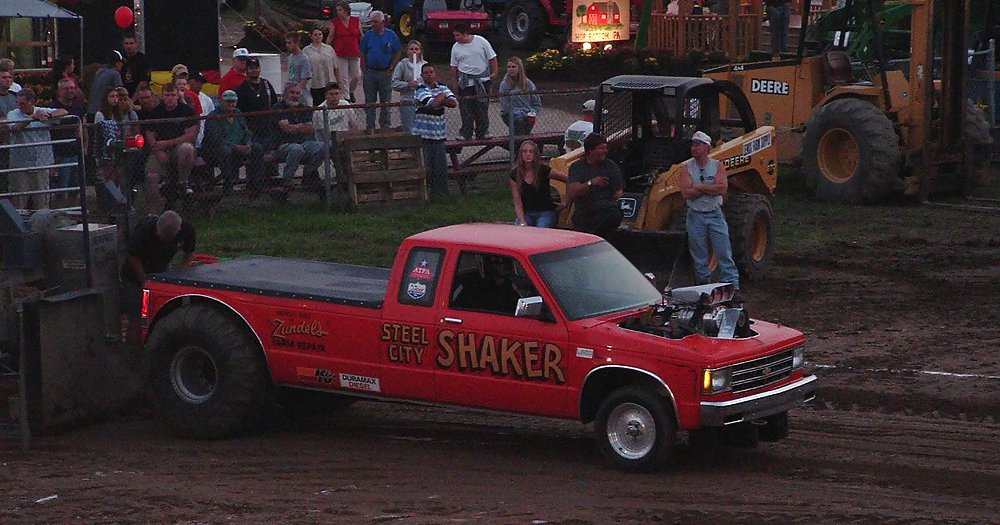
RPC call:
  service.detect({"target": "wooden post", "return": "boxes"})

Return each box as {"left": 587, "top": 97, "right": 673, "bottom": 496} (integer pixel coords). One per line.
{"left": 727, "top": 0, "right": 738, "bottom": 58}
{"left": 678, "top": 0, "right": 692, "bottom": 52}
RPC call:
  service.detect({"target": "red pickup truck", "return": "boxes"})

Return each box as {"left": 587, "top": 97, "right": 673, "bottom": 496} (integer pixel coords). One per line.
{"left": 142, "top": 223, "right": 816, "bottom": 471}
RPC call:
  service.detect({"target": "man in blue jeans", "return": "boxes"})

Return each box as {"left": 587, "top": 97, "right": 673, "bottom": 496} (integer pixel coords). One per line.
{"left": 272, "top": 82, "right": 326, "bottom": 200}
{"left": 413, "top": 64, "right": 457, "bottom": 198}
{"left": 679, "top": 131, "right": 740, "bottom": 292}
{"left": 359, "top": 10, "right": 401, "bottom": 130}
{"left": 765, "top": 0, "right": 792, "bottom": 55}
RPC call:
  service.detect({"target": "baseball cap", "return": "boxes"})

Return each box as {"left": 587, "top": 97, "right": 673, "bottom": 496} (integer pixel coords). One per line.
{"left": 108, "top": 50, "right": 124, "bottom": 64}
{"left": 222, "top": 90, "right": 239, "bottom": 101}
{"left": 691, "top": 131, "right": 713, "bottom": 145}
{"left": 189, "top": 71, "right": 207, "bottom": 82}
{"left": 246, "top": 57, "right": 260, "bottom": 67}
{"left": 171, "top": 64, "right": 189, "bottom": 77}
{"left": 582, "top": 99, "right": 596, "bottom": 112}
{"left": 233, "top": 47, "right": 250, "bottom": 59}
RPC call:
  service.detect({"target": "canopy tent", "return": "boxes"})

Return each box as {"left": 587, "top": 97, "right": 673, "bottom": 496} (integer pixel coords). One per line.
{"left": 1, "top": 0, "right": 82, "bottom": 19}
{"left": 1, "top": 0, "right": 82, "bottom": 71}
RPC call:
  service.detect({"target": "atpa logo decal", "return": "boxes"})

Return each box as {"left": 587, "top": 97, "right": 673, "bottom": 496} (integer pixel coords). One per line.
{"left": 408, "top": 258, "right": 434, "bottom": 280}
{"left": 751, "top": 78, "right": 790, "bottom": 95}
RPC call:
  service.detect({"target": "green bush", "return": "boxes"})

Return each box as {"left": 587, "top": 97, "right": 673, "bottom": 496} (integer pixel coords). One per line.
{"left": 525, "top": 44, "right": 730, "bottom": 82}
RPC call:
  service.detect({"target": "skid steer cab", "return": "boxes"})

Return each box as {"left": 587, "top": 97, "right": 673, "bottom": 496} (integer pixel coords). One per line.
{"left": 551, "top": 76, "right": 779, "bottom": 283}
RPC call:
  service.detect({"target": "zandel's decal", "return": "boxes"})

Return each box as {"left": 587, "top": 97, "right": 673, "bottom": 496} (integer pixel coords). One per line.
{"left": 270, "top": 317, "right": 329, "bottom": 352}
{"left": 437, "top": 329, "right": 565, "bottom": 383}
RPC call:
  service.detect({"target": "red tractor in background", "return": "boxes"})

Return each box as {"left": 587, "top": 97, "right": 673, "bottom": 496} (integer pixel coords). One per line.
{"left": 397, "top": 0, "right": 641, "bottom": 50}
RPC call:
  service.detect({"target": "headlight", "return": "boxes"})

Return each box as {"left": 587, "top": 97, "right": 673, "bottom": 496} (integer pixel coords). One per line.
{"left": 792, "top": 346, "right": 804, "bottom": 369}
{"left": 702, "top": 367, "right": 732, "bottom": 395}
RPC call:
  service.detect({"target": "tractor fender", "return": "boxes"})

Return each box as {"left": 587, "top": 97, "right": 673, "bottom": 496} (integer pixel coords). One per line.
{"left": 809, "top": 88, "right": 883, "bottom": 126}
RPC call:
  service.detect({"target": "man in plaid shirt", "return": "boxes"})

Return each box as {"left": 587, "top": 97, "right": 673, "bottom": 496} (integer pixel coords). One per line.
{"left": 412, "top": 64, "right": 457, "bottom": 198}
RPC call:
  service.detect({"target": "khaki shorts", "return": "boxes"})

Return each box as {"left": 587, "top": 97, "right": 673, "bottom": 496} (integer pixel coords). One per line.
{"left": 145, "top": 143, "right": 194, "bottom": 180}
{"left": 335, "top": 56, "right": 361, "bottom": 83}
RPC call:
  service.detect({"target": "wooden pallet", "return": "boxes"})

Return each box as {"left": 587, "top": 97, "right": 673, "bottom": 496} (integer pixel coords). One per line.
{"left": 335, "top": 131, "right": 427, "bottom": 208}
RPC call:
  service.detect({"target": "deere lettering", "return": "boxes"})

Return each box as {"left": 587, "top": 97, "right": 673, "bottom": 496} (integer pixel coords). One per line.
{"left": 722, "top": 155, "right": 752, "bottom": 170}
{"left": 751, "top": 78, "right": 790, "bottom": 95}
{"left": 436, "top": 329, "right": 565, "bottom": 383}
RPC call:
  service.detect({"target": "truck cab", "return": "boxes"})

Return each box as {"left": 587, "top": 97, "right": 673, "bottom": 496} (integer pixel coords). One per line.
{"left": 142, "top": 223, "right": 816, "bottom": 471}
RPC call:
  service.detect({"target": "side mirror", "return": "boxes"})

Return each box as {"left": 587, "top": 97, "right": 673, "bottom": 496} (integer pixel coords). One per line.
{"left": 514, "top": 296, "right": 544, "bottom": 319}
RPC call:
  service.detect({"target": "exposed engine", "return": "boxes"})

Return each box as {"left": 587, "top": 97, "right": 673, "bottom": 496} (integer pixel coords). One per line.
{"left": 621, "top": 283, "right": 755, "bottom": 339}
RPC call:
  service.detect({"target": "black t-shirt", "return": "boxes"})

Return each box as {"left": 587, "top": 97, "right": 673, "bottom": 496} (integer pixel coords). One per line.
{"left": 273, "top": 101, "right": 313, "bottom": 144}
{"left": 235, "top": 79, "right": 278, "bottom": 114}
{"left": 567, "top": 158, "right": 624, "bottom": 214}
{"left": 48, "top": 100, "right": 87, "bottom": 157}
{"left": 122, "top": 215, "right": 197, "bottom": 282}
{"left": 235, "top": 79, "right": 278, "bottom": 139}
{"left": 122, "top": 52, "right": 151, "bottom": 95}
{"left": 147, "top": 101, "right": 196, "bottom": 141}
{"left": 508, "top": 164, "right": 556, "bottom": 213}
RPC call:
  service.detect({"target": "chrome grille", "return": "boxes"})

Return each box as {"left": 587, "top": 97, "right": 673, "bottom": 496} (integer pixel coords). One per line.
{"left": 731, "top": 349, "right": 795, "bottom": 393}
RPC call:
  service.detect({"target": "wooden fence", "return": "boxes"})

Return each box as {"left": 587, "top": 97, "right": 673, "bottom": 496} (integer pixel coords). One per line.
{"left": 647, "top": 12, "right": 763, "bottom": 60}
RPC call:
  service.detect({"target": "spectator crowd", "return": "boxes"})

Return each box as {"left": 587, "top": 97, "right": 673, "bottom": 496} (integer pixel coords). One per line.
{"left": 0, "top": 1, "right": 592, "bottom": 214}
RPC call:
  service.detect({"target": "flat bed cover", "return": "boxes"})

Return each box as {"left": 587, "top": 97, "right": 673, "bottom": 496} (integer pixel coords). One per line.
{"left": 150, "top": 255, "right": 390, "bottom": 308}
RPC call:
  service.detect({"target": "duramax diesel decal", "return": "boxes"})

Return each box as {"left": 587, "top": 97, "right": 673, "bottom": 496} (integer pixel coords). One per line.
{"left": 297, "top": 367, "right": 335, "bottom": 385}
{"left": 436, "top": 329, "right": 566, "bottom": 383}
{"left": 340, "top": 373, "right": 381, "bottom": 392}
{"left": 271, "top": 311, "right": 329, "bottom": 352}
{"left": 381, "top": 323, "right": 431, "bottom": 364}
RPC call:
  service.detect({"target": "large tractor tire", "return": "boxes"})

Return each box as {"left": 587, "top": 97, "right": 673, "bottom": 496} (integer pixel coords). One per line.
{"left": 594, "top": 386, "right": 676, "bottom": 472}
{"left": 724, "top": 193, "right": 774, "bottom": 282}
{"left": 801, "top": 98, "right": 902, "bottom": 204}
{"left": 502, "top": 0, "right": 547, "bottom": 49}
{"left": 395, "top": 8, "right": 416, "bottom": 39}
{"left": 147, "top": 304, "right": 273, "bottom": 439}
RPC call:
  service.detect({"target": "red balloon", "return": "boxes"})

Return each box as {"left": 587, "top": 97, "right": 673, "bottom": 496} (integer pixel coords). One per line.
{"left": 114, "top": 6, "right": 134, "bottom": 29}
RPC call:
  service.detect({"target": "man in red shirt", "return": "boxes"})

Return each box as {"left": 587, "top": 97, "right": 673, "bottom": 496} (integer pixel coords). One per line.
{"left": 219, "top": 48, "right": 251, "bottom": 95}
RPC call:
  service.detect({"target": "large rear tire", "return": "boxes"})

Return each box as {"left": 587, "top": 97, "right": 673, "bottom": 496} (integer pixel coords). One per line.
{"left": 146, "top": 304, "right": 273, "bottom": 439}
{"left": 595, "top": 387, "right": 676, "bottom": 472}
{"left": 724, "top": 193, "right": 774, "bottom": 282}
{"left": 801, "top": 98, "right": 901, "bottom": 204}
{"left": 501, "top": 0, "right": 546, "bottom": 49}
{"left": 396, "top": 8, "right": 415, "bottom": 39}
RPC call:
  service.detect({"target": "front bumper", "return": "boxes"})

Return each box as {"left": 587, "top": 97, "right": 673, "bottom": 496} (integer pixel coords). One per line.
{"left": 700, "top": 375, "right": 817, "bottom": 427}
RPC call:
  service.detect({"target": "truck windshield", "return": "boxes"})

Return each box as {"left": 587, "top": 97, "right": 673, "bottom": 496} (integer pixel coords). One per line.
{"left": 531, "top": 241, "right": 662, "bottom": 321}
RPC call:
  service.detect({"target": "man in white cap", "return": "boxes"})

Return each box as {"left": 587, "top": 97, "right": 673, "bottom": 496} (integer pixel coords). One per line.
{"left": 564, "top": 99, "right": 595, "bottom": 151}
{"left": 219, "top": 47, "right": 251, "bottom": 95}
{"left": 679, "top": 130, "right": 740, "bottom": 294}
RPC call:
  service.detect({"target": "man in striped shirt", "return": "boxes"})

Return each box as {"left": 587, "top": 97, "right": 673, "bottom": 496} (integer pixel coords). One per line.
{"left": 412, "top": 64, "right": 457, "bottom": 198}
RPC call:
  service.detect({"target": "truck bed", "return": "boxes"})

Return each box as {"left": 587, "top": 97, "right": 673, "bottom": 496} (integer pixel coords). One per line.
{"left": 150, "top": 256, "right": 390, "bottom": 308}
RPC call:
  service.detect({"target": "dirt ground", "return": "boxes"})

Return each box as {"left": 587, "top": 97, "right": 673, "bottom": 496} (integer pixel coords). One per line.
{"left": 1, "top": 191, "right": 998, "bottom": 523}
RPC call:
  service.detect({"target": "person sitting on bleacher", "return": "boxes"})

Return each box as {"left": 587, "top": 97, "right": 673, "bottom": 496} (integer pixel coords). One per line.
{"left": 144, "top": 83, "right": 197, "bottom": 197}
{"left": 204, "top": 90, "right": 265, "bottom": 195}
{"left": 272, "top": 82, "right": 327, "bottom": 199}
